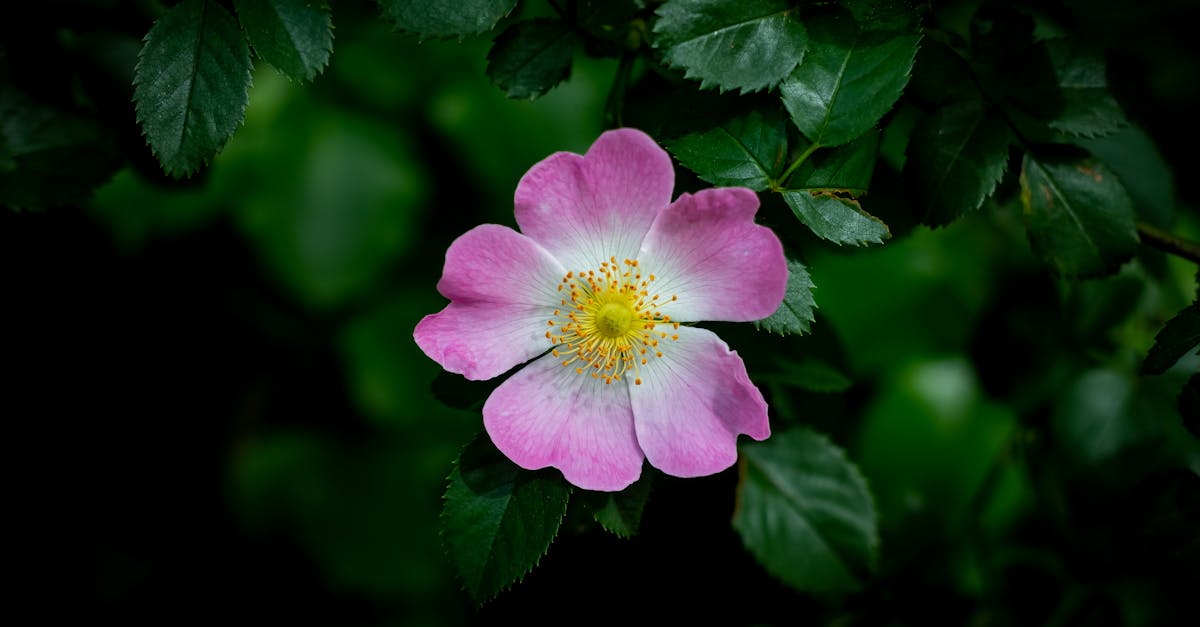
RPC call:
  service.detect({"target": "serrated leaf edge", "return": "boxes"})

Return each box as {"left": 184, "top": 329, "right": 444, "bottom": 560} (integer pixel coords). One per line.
{"left": 133, "top": 0, "right": 253, "bottom": 178}
{"left": 734, "top": 427, "right": 881, "bottom": 592}
{"left": 652, "top": 3, "right": 805, "bottom": 94}
{"left": 380, "top": 0, "right": 518, "bottom": 40}
{"left": 237, "top": 0, "right": 334, "bottom": 82}
{"left": 438, "top": 435, "right": 571, "bottom": 604}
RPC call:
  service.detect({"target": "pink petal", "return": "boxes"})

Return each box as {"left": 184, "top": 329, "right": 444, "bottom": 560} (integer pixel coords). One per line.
{"left": 514, "top": 128, "right": 675, "bottom": 273}
{"left": 636, "top": 187, "right": 787, "bottom": 322}
{"left": 630, "top": 326, "right": 769, "bottom": 478}
{"left": 414, "top": 303, "right": 555, "bottom": 381}
{"left": 483, "top": 354, "right": 644, "bottom": 491}
{"left": 414, "top": 224, "right": 565, "bottom": 381}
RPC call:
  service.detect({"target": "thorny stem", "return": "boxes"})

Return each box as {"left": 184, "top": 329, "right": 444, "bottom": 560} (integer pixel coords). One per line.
{"left": 1137, "top": 221, "right": 1200, "bottom": 265}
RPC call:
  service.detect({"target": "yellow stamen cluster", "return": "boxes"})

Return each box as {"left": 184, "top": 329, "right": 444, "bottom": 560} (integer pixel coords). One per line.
{"left": 544, "top": 256, "right": 680, "bottom": 385}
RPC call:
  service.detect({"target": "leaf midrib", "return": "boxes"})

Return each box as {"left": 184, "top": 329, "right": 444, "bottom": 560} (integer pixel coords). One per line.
{"left": 264, "top": 0, "right": 311, "bottom": 72}
{"left": 671, "top": 7, "right": 793, "bottom": 47}
{"left": 814, "top": 30, "right": 861, "bottom": 143}
{"left": 174, "top": 0, "right": 210, "bottom": 163}
{"left": 744, "top": 451, "right": 858, "bottom": 582}
{"left": 1033, "top": 160, "right": 1103, "bottom": 262}
{"left": 928, "top": 106, "right": 984, "bottom": 208}
{"left": 500, "top": 25, "right": 572, "bottom": 89}
{"left": 716, "top": 125, "right": 774, "bottom": 182}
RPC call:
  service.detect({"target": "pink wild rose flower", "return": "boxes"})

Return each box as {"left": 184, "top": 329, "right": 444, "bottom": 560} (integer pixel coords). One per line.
{"left": 414, "top": 128, "right": 788, "bottom": 491}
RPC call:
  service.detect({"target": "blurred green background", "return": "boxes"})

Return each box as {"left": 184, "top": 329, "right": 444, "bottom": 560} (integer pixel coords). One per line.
{"left": 4, "top": 1, "right": 1198, "bottom": 626}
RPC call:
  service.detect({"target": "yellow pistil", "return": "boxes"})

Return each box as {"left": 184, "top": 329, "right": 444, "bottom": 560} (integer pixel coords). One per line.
{"left": 545, "top": 256, "right": 678, "bottom": 385}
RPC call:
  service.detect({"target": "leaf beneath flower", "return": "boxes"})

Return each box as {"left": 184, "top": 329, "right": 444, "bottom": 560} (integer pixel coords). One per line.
{"left": 442, "top": 434, "right": 572, "bottom": 603}
{"left": 734, "top": 427, "right": 879, "bottom": 597}
{"left": 755, "top": 259, "right": 817, "bottom": 335}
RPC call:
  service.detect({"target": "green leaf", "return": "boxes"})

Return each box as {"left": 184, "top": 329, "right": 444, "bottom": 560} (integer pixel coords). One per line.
{"left": 782, "top": 131, "right": 890, "bottom": 245}
{"left": 755, "top": 259, "right": 817, "bottom": 335}
{"left": 1141, "top": 302, "right": 1200, "bottom": 375}
{"left": 1009, "top": 39, "right": 1127, "bottom": 139}
{"left": 665, "top": 108, "right": 788, "bottom": 191}
{"left": 779, "top": 8, "right": 920, "bottom": 146}
{"left": 783, "top": 193, "right": 891, "bottom": 245}
{"left": 134, "top": 0, "right": 253, "bottom": 177}
{"left": 653, "top": 0, "right": 807, "bottom": 93}
{"left": 590, "top": 472, "right": 652, "bottom": 538}
{"left": 1078, "top": 126, "right": 1174, "bottom": 226}
{"left": 233, "top": 0, "right": 332, "bottom": 82}
{"left": 486, "top": 19, "right": 577, "bottom": 100}
{"left": 378, "top": 0, "right": 517, "bottom": 38}
{"left": 734, "top": 427, "right": 879, "bottom": 596}
{"left": 905, "top": 99, "right": 1010, "bottom": 227}
{"left": 1020, "top": 153, "right": 1138, "bottom": 277}
{"left": 442, "top": 434, "right": 572, "bottom": 603}
{"left": 0, "top": 87, "right": 121, "bottom": 210}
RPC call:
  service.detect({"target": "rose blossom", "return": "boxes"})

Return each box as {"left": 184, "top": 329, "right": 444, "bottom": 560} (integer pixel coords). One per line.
{"left": 415, "top": 128, "right": 788, "bottom": 491}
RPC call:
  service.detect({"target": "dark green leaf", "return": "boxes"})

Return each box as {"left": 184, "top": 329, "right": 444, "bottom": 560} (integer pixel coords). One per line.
{"left": 0, "top": 87, "right": 121, "bottom": 210}
{"left": 653, "top": 0, "right": 807, "bottom": 93}
{"left": 1141, "top": 302, "right": 1200, "bottom": 375}
{"left": 905, "top": 99, "right": 1010, "bottom": 227}
{"left": 755, "top": 259, "right": 817, "bottom": 335}
{"left": 779, "top": 9, "right": 920, "bottom": 146}
{"left": 1180, "top": 374, "right": 1199, "bottom": 440}
{"left": 1079, "top": 125, "right": 1174, "bottom": 226}
{"left": 442, "top": 434, "right": 572, "bottom": 603}
{"left": 665, "top": 108, "right": 788, "bottom": 191}
{"left": 783, "top": 131, "right": 889, "bottom": 245}
{"left": 734, "top": 427, "right": 879, "bottom": 596}
{"left": 783, "top": 192, "right": 890, "bottom": 246}
{"left": 1020, "top": 153, "right": 1138, "bottom": 277}
{"left": 233, "top": 0, "right": 332, "bottom": 82}
{"left": 486, "top": 19, "right": 577, "bottom": 100}
{"left": 379, "top": 0, "right": 517, "bottom": 38}
{"left": 590, "top": 472, "right": 652, "bottom": 538}
{"left": 133, "top": 0, "right": 253, "bottom": 177}
{"left": 1009, "top": 39, "right": 1127, "bottom": 139}
{"left": 792, "top": 129, "right": 878, "bottom": 191}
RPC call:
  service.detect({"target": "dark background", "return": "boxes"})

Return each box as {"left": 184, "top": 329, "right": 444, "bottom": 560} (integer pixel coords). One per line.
{"left": 4, "top": 1, "right": 1198, "bottom": 625}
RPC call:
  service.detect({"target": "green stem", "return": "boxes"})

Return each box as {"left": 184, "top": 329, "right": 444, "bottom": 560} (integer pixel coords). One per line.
{"left": 774, "top": 142, "right": 821, "bottom": 190}
{"left": 1137, "top": 221, "right": 1200, "bottom": 264}
{"left": 603, "top": 53, "right": 635, "bottom": 129}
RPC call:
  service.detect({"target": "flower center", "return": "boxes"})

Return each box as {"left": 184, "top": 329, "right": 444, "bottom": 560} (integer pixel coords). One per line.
{"left": 594, "top": 301, "right": 634, "bottom": 337}
{"left": 545, "top": 257, "right": 679, "bottom": 386}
